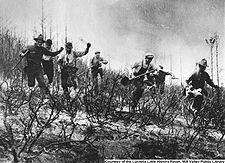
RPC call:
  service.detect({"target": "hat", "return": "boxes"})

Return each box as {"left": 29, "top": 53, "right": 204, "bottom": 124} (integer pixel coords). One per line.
{"left": 145, "top": 53, "right": 154, "bottom": 59}
{"left": 65, "top": 42, "right": 73, "bottom": 48}
{"left": 34, "top": 34, "right": 45, "bottom": 42}
{"left": 95, "top": 51, "right": 101, "bottom": 54}
{"left": 198, "top": 58, "right": 208, "bottom": 67}
{"left": 45, "top": 39, "right": 52, "bottom": 45}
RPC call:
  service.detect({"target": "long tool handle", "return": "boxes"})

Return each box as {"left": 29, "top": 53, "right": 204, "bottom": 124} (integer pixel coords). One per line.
{"left": 11, "top": 50, "right": 29, "bottom": 71}
{"left": 132, "top": 70, "right": 155, "bottom": 79}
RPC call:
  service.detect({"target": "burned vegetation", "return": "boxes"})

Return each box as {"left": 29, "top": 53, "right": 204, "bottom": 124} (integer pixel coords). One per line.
{"left": 0, "top": 61, "right": 225, "bottom": 163}
{"left": 0, "top": 22, "right": 225, "bottom": 163}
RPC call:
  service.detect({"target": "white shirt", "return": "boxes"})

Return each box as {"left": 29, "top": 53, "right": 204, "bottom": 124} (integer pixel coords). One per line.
{"left": 42, "top": 55, "right": 52, "bottom": 61}
{"left": 58, "top": 50, "right": 87, "bottom": 67}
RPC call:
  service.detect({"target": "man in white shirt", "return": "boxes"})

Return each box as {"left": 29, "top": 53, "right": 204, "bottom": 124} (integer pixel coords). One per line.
{"left": 58, "top": 42, "right": 91, "bottom": 95}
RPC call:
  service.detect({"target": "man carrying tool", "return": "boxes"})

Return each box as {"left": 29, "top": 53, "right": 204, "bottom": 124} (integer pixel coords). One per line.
{"left": 20, "top": 34, "right": 64, "bottom": 96}
{"left": 185, "top": 58, "right": 219, "bottom": 116}
{"left": 155, "top": 65, "right": 172, "bottom": 94}
{"left": 131, "top": 53, "right": 157, "bottom": 113}
{"left": 90, "top": 51, "right": 108, "bottom": 93}
{"left": 57, "top": 42, "right": 91, "bottom": 96}
{"left": 42, "top": 39, "right": 55, "bottom": 86}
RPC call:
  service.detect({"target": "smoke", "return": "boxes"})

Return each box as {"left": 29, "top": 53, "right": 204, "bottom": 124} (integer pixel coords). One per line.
{"left": 64, "top": 0, "right": 224, "bottom": 82}
{"left": 0, "top": 0, "right": 224, "bottom": 83}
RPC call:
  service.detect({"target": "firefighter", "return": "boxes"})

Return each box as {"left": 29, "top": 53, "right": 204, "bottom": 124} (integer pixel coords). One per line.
{"left": 155, "top": 65, "right": 172, "bottom": 94}
{"left": 186, "top": 58, "right": 219, "bottom": 115}
{"left": 20, "top": 34, "right": 63, "bottom": 96}
{"left": 58, "top": 42, "right": 91, "bottom": 96}
{"left": 42, "top": 39, "right": 54, "bottom": 86}
{"left": 131, "top": 53, "right": 157, "bottom": 112}
{"left": 90, "top": 51, "right": 108, "bottom": 93}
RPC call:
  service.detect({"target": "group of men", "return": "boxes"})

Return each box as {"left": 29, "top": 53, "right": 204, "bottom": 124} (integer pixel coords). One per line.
{"left": 21, "top": 34, "right": 219, "bottom": 116}
{"left": 130, "top": 52, "right": 219, "bottom": 115}
{"left": 20, "top": 34, "right": 108, "bottom": 97}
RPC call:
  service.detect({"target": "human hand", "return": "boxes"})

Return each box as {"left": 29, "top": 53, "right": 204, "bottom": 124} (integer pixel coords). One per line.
{"left": 214, "top": 85, "right": 219, "bottom": 89}
{"left": 87, "top": 42, "right": 91, "bottom": 48}
{"left": 102, "top": 60, "right": 108, "bottom": 64}
{"left": 59, "top": 47, "right": 64, "bottom": 51}
{"left": 20, "top": 49, "right": 29, "bottom": 57}
{"left": 19, "top": 53, "right": 26, "bottom": 57}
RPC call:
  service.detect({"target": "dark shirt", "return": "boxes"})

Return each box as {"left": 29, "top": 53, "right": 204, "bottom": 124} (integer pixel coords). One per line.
{"left": 90, "top": 56, "right": 107, "bottom": 69}
{"left": 156, "top": 70, "right": 171, "bottom": 84}
{"left": 132, "top": 60, "right": 155, "bottom": 77}
{"left": 186, "top": 71, "right": 216, "bottom": 89}
{"left": 24, "top": 45, "right": 61, "bottom": 69}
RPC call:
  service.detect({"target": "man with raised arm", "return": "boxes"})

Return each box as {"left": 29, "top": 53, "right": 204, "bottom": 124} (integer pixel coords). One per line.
{"left": 20, "top": 34, "right": 63, "bottom": 96}
{"left": 57, "top": 42, "right": 91, "bottom": 96}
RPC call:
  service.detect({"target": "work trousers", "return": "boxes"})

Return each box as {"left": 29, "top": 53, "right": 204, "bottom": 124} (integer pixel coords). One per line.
{"left": 61, "top": 66, "right": 78, "bottom": 94}
{"left": 91, "top": 67, "right": 103, "bottom": 92}
{"left": 42, "top": 60, "right": 54, "bottom": 84}
{"left": 131, "top": 77, "right": 155, "bottom": 112}
{"left": 26, "top": 66, "right": 49, "bottom": 94}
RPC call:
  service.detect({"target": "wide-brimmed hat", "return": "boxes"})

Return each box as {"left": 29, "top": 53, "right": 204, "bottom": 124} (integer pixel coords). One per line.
{"left": 45, "top": 39, "right": 52, "bottom": 45}
{"left": 145, "top": 53, "right": 154, "bottom": 59}
{"left": 198, "top": 58, "right": 208, "bottom": 67}
{"left": 34, "top": 34, "right": 45, "bottom": 42}
{"left": 65, "top": 42, "right": 73, "bottom": 48}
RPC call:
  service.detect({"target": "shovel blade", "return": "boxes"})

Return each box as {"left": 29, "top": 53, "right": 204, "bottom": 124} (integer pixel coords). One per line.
{"left": 121, "top": 76, "right": 131, "bottom": 86}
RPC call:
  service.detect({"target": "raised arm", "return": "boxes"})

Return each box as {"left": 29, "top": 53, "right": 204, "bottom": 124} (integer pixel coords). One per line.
{"left": 74, "top": 43, "right": 91, "bottom": 58}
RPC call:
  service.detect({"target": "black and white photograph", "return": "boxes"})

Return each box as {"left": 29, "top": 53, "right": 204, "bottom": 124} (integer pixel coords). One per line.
{"left": 0, "top": 0, "right": 224, "bottom": 162}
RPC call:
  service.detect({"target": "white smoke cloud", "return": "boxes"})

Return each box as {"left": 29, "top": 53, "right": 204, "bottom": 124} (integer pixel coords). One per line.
{"left": 0, "top": 0, "right": 224, "bottom": 84}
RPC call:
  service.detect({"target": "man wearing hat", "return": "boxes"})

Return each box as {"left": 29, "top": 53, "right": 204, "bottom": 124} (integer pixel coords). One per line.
{"left": 42, "top": 39, "right": 54, "bottom": 85}
{"left": 155, "top": 65, "right": 172, "bottom": 94}
{"left": 186, "top": 58, "right": 218, "bottom": 115}
{"left": 90, "top": 51, "right": 108, "bottom": 92}
{"left": 57, "top": 41, "right": 91, "bottom": 96}
{"left": 21, "top": 34, "right": 64, "bottom": 95}
{"left": 131, "top": 53, "right": 157, "bottom": 112}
